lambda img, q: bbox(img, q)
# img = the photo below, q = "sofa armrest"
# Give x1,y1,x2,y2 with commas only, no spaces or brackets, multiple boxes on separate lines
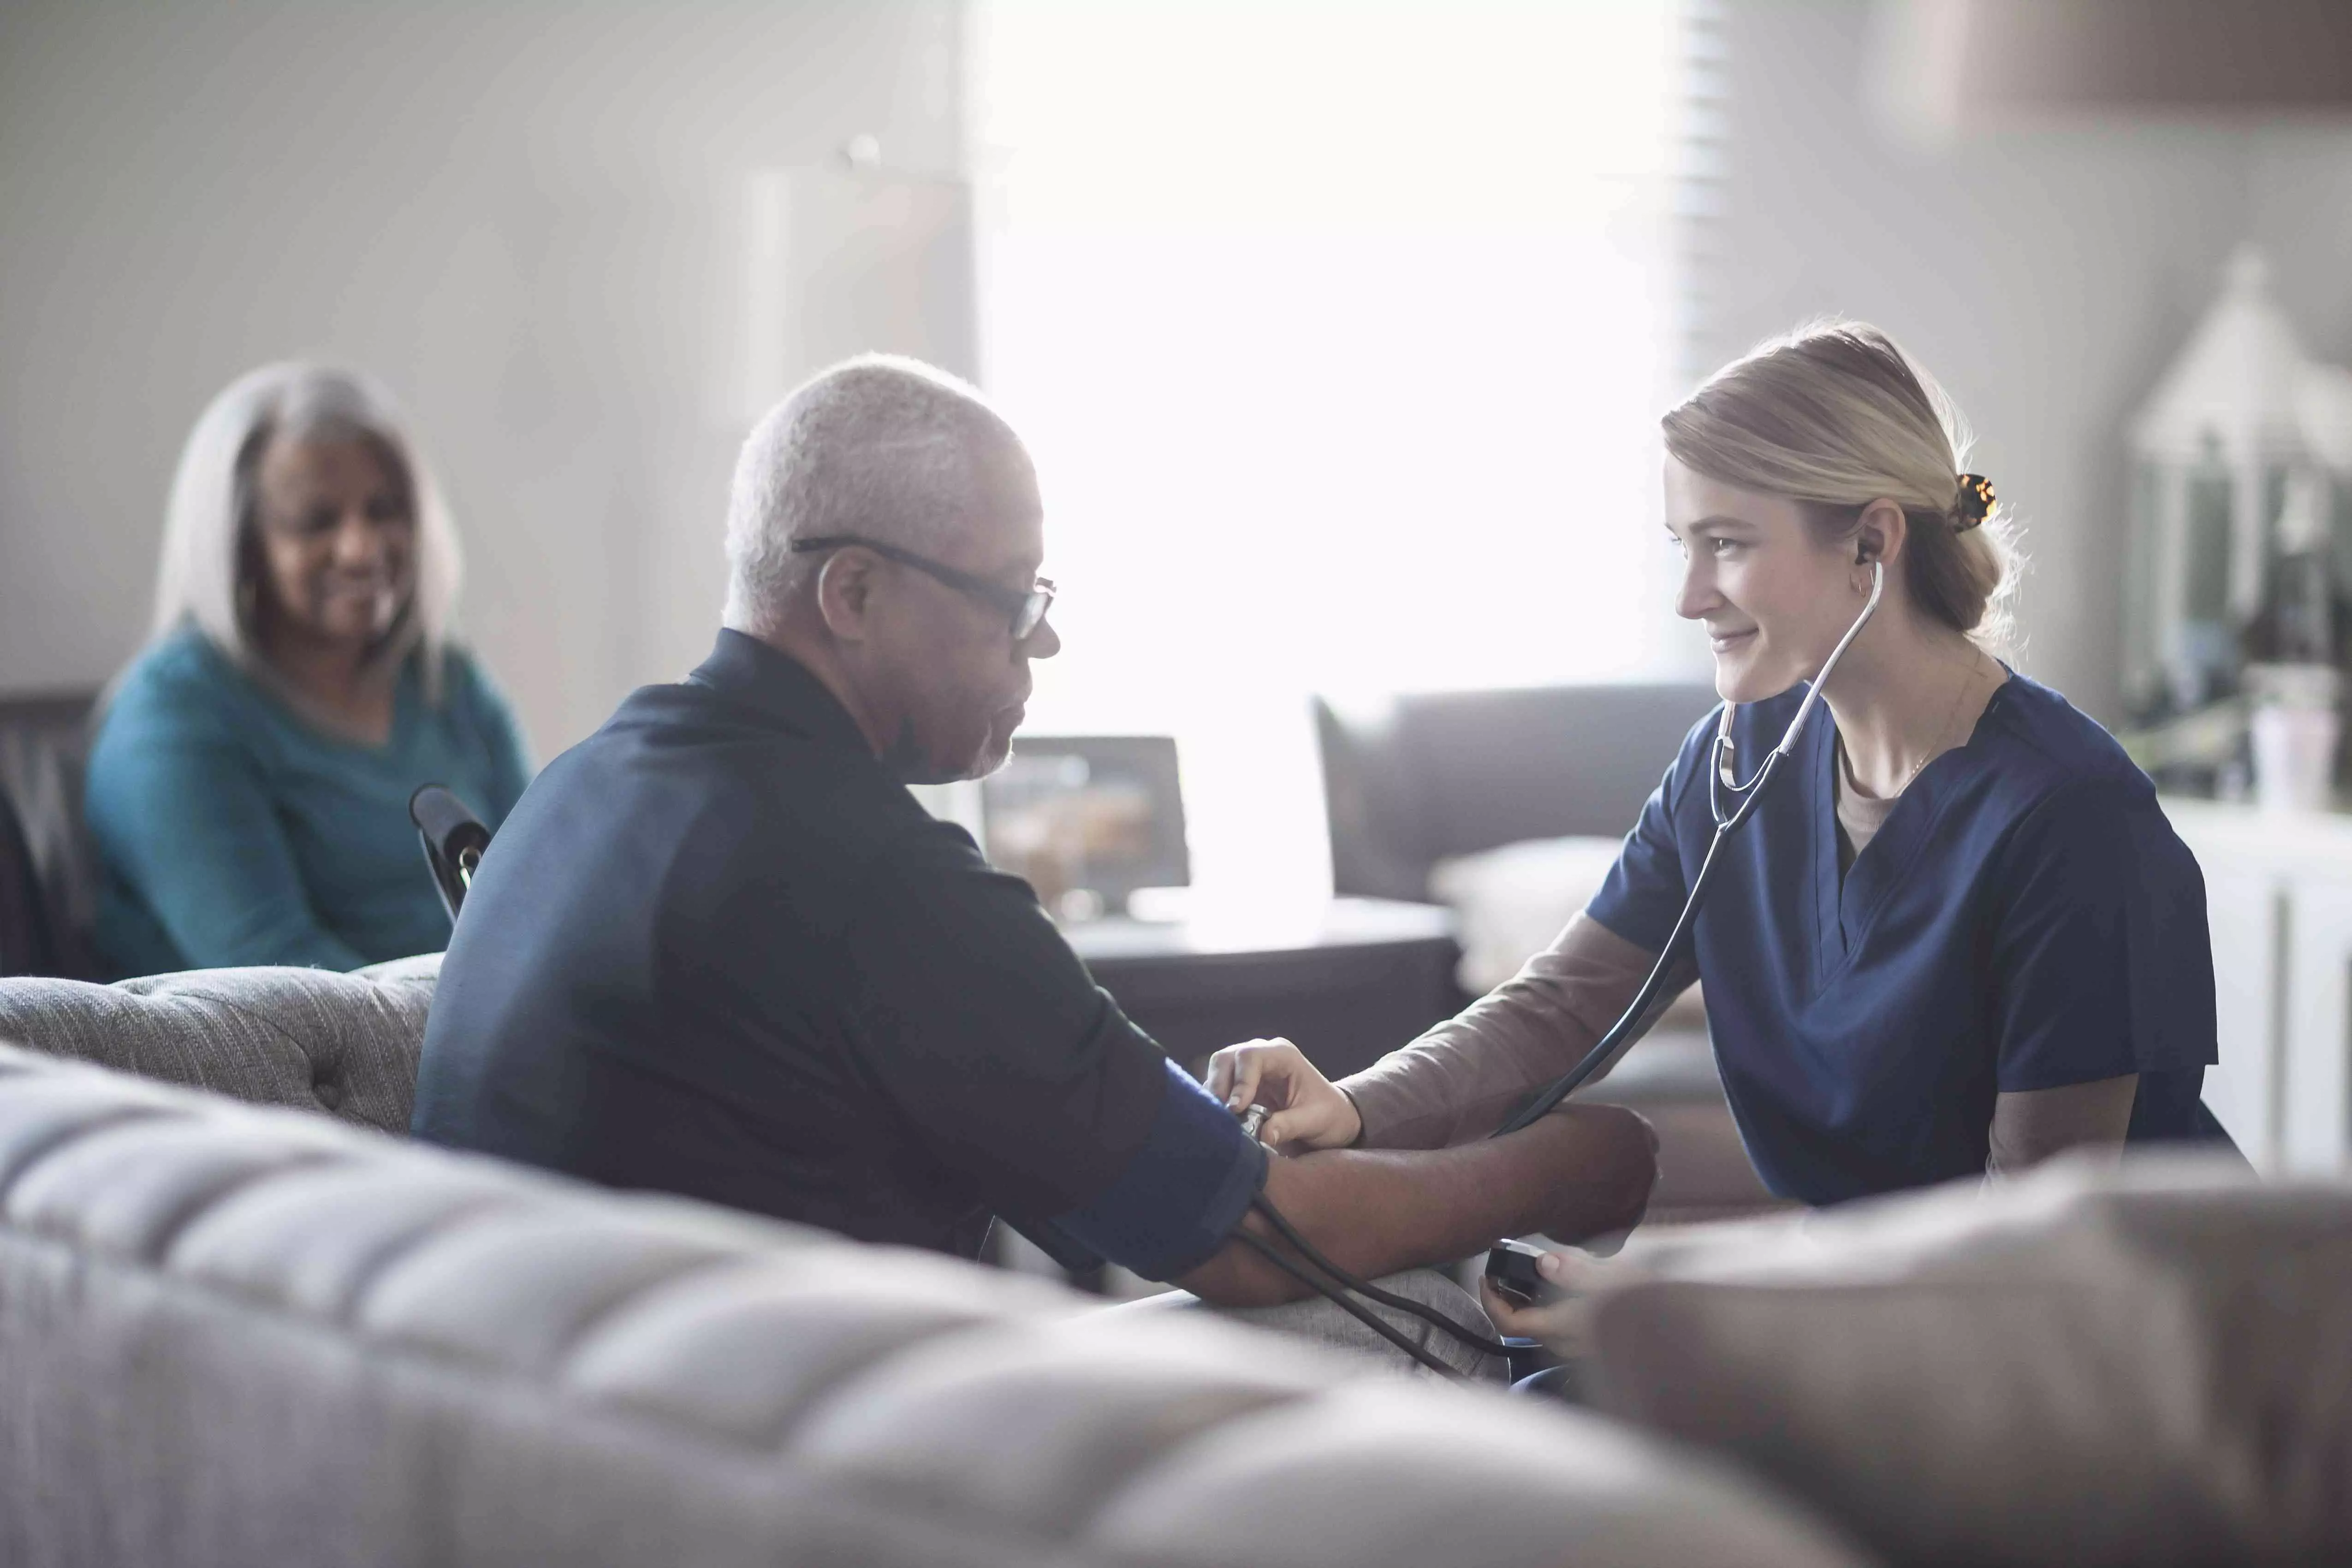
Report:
0,955,440,1132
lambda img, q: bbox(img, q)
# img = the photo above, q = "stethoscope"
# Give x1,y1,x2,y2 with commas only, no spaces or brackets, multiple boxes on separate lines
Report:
1493,559,1885,1134
1709,559,1885,828
1239,563,1888,1378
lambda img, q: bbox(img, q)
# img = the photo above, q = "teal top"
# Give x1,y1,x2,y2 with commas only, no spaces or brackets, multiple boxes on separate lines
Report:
86,625,532,977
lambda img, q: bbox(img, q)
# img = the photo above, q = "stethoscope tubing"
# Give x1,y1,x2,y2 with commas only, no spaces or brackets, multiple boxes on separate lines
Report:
1491,562,1885,1138
1253,563,1886,1375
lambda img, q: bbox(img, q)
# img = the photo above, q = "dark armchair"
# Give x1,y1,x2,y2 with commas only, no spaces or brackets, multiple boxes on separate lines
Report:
0,690,100,978
1316,683,1719,902
1313,682,1788,1224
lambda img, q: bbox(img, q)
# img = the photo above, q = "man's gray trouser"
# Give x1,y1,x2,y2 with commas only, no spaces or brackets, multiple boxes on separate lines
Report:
1112,1269,1507,1382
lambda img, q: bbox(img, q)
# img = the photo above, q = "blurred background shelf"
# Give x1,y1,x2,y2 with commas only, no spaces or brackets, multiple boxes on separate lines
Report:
2166,796,2352,1173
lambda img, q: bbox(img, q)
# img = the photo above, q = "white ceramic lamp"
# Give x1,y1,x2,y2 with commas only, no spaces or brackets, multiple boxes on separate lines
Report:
2123,247,2318,720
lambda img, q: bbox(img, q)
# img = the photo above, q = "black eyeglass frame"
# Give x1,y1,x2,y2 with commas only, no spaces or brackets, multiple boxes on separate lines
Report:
790,535,1056,641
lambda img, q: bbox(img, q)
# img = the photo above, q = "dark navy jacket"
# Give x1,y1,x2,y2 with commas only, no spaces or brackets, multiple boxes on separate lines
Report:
412,631,1261,1276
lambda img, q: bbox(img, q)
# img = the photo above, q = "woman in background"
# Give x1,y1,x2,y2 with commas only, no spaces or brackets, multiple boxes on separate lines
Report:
87,363,529,976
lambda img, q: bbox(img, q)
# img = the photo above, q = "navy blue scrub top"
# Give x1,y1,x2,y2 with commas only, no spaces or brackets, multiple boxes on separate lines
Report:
1587,672,2229,1206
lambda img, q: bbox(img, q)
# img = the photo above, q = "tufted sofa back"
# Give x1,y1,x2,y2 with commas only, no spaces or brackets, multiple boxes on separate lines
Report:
0,1043,1869,1568
0,954,437,1132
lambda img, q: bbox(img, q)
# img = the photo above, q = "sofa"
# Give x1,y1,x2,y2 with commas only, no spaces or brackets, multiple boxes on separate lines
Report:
0,961,1867,1568
4,959,2347,1568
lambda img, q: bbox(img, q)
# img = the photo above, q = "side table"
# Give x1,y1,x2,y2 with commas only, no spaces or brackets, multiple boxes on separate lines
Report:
1064,897,1465,1078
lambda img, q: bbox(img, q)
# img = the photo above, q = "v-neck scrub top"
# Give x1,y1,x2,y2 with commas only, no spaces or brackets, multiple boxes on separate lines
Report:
1586,672,2227,1205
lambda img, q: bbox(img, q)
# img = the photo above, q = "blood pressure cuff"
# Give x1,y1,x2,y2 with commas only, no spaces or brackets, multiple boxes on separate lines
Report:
1035,1058,1269,1281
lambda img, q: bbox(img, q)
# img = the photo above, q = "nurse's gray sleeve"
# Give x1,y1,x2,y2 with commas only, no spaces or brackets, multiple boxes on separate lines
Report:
1338,912,1696,1149
1988,1075,2138,1171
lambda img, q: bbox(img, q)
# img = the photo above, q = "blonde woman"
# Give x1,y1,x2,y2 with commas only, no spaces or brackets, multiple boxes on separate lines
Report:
1212,322,2234,1313
86,363,529,976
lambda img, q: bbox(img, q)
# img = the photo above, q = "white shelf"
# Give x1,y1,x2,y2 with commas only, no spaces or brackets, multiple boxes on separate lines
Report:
2160,796,2352,870
2161,795,2352,1173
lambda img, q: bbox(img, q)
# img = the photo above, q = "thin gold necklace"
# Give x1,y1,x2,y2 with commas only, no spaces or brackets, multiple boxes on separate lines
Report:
1842,652,1983,799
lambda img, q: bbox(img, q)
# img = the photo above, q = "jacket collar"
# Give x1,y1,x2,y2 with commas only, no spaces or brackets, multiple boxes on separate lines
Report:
687,629,872,754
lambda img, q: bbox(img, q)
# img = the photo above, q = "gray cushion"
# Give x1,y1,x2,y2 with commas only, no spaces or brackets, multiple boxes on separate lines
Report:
1586,1153,2351,1568
0,954,439,1134
0,1043,1875,1568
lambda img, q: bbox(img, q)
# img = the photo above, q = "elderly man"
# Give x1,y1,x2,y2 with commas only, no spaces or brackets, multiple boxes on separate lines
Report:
412,356,1652,1356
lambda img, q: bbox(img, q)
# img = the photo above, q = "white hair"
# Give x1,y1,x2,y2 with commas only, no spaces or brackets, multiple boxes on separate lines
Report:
723,354,1029,629
148,362,464,698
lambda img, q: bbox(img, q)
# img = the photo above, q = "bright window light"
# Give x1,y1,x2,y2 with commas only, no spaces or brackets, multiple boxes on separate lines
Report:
971,0,1691,912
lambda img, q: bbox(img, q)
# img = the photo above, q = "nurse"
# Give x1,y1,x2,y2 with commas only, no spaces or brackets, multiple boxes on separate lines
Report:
1209,320,2231,1307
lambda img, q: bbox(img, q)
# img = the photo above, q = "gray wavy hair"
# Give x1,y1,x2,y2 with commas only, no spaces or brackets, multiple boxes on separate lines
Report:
723,354,1028,630
148,362,465,697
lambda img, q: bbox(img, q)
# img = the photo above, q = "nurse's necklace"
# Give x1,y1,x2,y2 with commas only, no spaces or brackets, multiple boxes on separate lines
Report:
1846,651,1982,799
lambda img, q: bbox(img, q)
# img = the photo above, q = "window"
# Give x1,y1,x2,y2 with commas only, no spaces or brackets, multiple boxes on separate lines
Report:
971,0,1695,909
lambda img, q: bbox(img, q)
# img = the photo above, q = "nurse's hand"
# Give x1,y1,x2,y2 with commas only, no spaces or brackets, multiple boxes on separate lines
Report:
1204,1038,1362,1150
1478,1247,1621,1356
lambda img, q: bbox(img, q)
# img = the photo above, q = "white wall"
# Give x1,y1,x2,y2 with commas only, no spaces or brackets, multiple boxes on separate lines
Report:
0,0,963,757
1705,0,2352,723
13,0,2343,746
2247,126,2352,368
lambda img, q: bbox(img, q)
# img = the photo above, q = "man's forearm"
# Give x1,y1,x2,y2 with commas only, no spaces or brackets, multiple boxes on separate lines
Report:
1179,1103,1657,1307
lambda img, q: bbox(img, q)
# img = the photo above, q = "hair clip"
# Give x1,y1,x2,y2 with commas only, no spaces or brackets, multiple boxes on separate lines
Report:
1954,473,1995,531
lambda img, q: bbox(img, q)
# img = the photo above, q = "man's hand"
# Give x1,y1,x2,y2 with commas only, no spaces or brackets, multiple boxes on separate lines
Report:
1203,1037,1362,1150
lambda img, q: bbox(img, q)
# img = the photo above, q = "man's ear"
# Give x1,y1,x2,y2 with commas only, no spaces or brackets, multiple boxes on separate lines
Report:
813,550,878,642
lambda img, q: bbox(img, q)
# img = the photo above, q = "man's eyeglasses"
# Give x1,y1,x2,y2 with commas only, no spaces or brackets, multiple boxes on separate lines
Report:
790,535,1056,641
